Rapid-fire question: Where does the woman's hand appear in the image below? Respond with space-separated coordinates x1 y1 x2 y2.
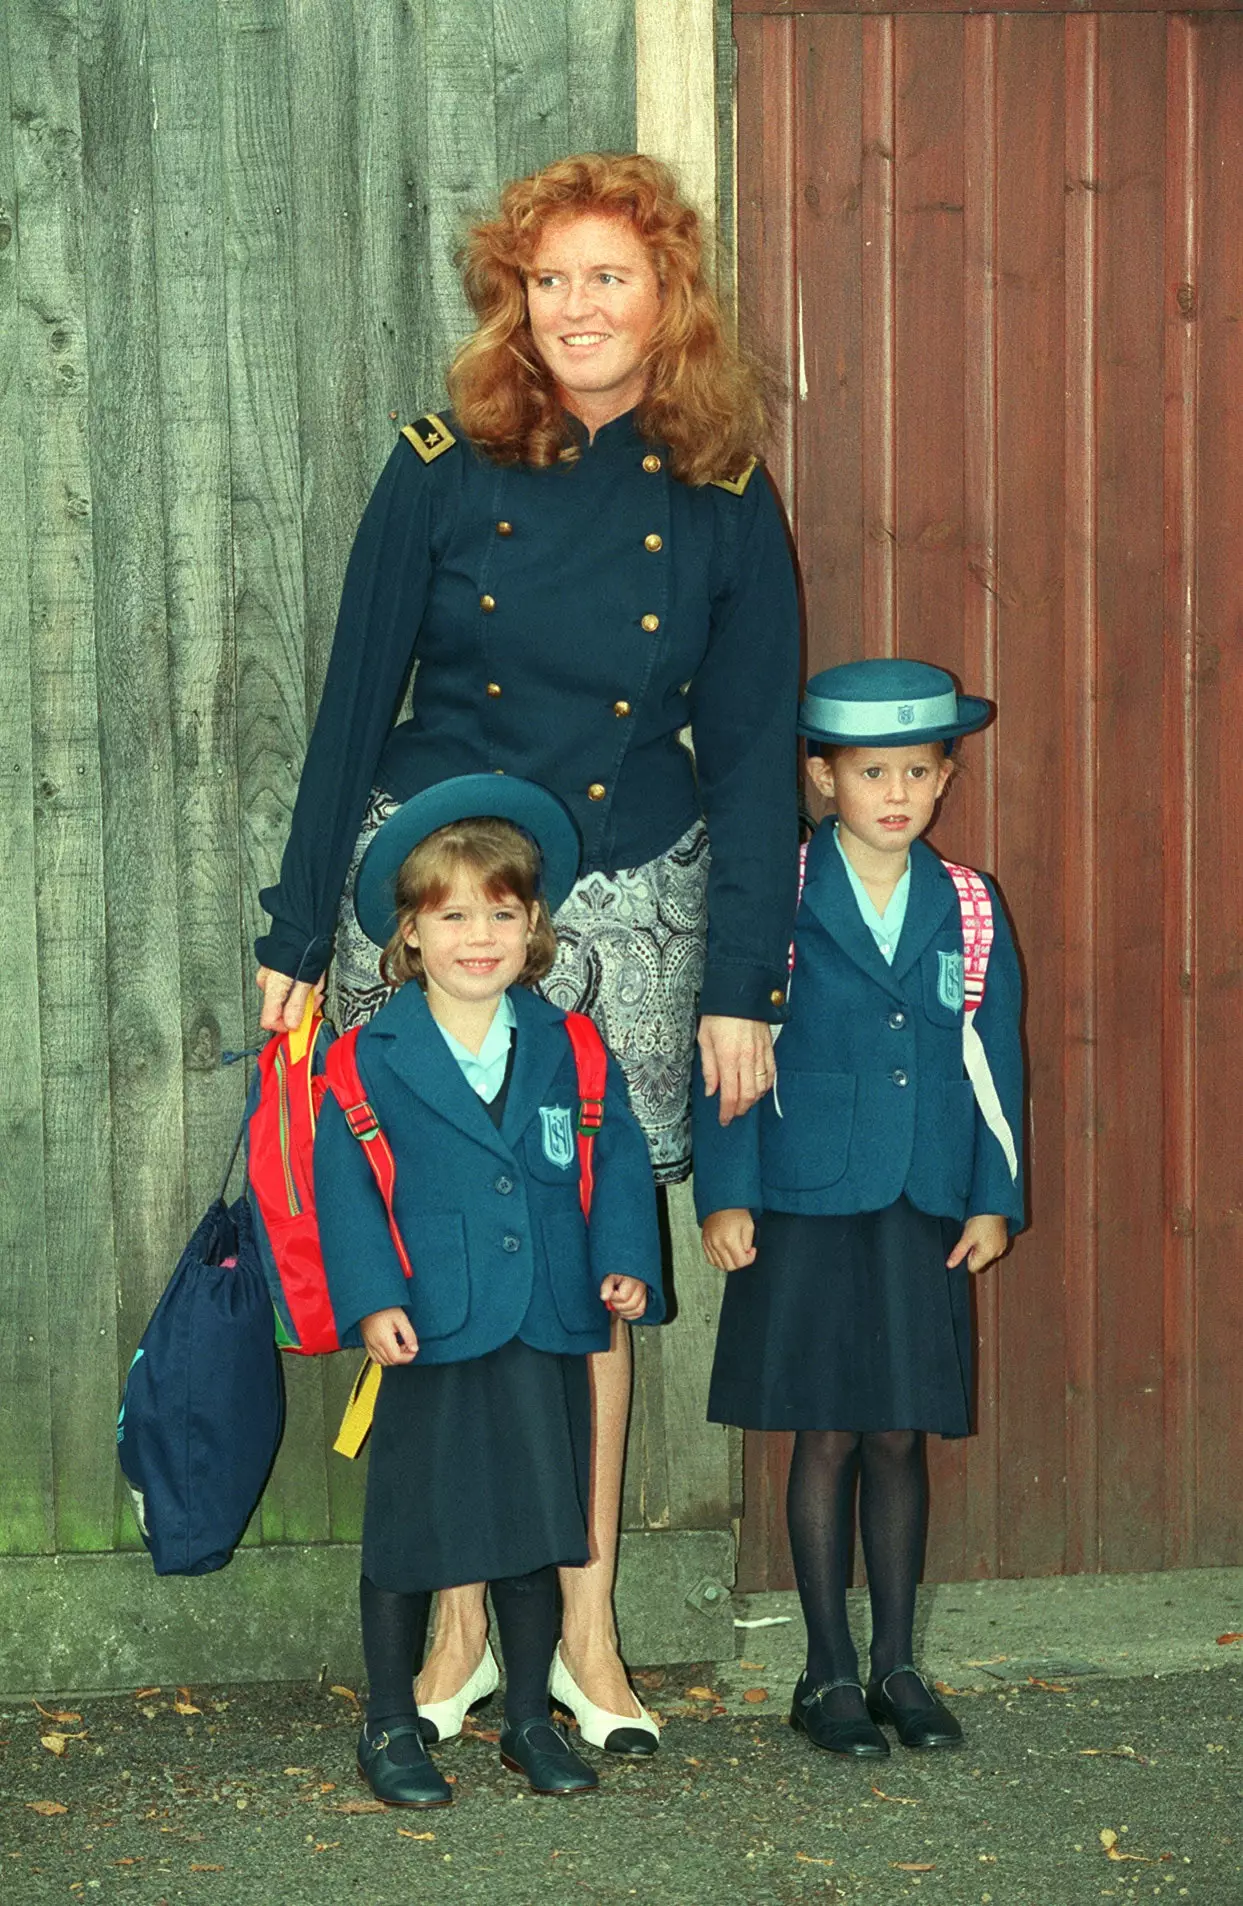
360 1307 419 1365
600 1274 648 1321
946 1214 1009 1274
701 1208 757 1272
698 1015 775 1125
256 966 325 1034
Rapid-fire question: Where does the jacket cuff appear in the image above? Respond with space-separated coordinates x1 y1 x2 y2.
699 960 791 1023
254 919 334 985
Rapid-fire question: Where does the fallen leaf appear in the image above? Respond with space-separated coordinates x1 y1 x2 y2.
795 1852 835 1867
685 1686 719 1702
397 1829 435 1841
34 1702 82 1724
1027 1676 1071 1692
312 1841 341 1853
133 1687 161 1700
174 1688 202 1716
893 1862 936 1872
742 1688 769 1704
39 1730 87 1755
739 1660 764 1671
871 1787 919 1806
329 1685 359 1703
284 1767 313 1776
27 1800 68 1816
1217 1632 1243 1646
329 1799 386 1814
631 1669 665 1688
113 1858 142 1867
189 1864 224 1872
1100 1828 1152 1864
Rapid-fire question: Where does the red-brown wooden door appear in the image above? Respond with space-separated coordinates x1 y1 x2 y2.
732 0 1243 1587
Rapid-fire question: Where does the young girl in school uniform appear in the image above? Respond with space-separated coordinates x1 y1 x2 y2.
692 660 1025 1758
313 775 664 1806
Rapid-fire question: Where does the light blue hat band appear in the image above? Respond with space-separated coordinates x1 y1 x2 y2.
801 687 960 737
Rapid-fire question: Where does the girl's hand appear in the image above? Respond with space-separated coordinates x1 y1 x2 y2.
256 966 326 1034
600 1274 648 1321
360 1307 419 1365
698 1015 775 1125
701 1208 757 1272
947 1214 1009 1274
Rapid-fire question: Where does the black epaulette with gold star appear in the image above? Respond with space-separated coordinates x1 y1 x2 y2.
709 456 758 496
400 413 457 464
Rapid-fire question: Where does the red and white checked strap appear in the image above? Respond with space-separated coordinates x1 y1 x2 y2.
941 861 993 1010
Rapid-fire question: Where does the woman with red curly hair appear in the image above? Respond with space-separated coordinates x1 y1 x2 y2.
255 153 800 1761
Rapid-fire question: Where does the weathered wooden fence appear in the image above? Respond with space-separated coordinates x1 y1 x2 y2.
1 0 750 1693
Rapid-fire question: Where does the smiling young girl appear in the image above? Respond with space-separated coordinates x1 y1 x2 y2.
692 660 1025 1759
313 775 664 1806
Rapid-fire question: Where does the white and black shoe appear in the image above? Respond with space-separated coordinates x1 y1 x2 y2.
548 1643 660 1756
416 1641 500 1745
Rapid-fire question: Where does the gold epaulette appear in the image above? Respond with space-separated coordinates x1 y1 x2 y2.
709 456 758 496
400 413 457 464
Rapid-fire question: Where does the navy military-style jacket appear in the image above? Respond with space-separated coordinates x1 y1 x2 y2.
691 831 1026 1230
313 981 666 1363
256 410 801 1021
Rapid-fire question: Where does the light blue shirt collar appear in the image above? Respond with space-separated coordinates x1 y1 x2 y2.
434 991 516 1102
833 825 910 965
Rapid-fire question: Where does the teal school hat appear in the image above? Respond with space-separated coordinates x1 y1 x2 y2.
354 773 582 947
798 659 991 749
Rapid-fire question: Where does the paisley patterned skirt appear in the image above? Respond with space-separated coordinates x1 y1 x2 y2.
329 789 709 1183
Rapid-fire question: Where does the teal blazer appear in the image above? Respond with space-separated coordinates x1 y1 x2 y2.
314 983 665 1362
691 832 1026 1229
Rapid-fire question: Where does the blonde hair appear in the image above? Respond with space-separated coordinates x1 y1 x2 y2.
380 817 557 990
447 152 769 487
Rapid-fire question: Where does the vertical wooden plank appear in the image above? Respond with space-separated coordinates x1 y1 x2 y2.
12 0 119 1552
859 14 896 658
1091 13 1167 1573
1189 12 1243 1566
78 0 187 1552
0 2 55 1556
658 1185 736 1532
1061 13 1101 1579
734 16 795 506
494 1 570 183
425 2 497 393
892 13 964 662
147 0 246 1232
1160 11 1200 1570
568 0 635 157
218 0 327 1543
636 0 718 244
793 14 863 679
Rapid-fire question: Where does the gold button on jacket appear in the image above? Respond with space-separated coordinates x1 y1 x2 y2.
496 521 513 536
486 682 502 698
587 782 606 802
770 988 786 1007
644 533 663 553
613 699 631 718
640 613 660 633
480 593 496 612
642 454 662 473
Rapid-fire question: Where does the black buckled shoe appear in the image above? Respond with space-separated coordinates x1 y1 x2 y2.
499 1716 600 1795
789 1675 890 1758
866 1667 964 1750
357 1720 454 1807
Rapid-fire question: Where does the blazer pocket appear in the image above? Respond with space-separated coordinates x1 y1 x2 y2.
541 1208 605 1336
520 1114 582 1189
761 1070 856 1191
935 1080 976 1200
408 1212 471 1342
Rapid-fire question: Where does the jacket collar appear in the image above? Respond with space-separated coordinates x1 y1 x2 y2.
497 986 580 1148
800 831 955 997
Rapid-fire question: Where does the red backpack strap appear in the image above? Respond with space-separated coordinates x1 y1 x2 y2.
941 862 994 1011
323 1028 414 1279
563 1013 607 1220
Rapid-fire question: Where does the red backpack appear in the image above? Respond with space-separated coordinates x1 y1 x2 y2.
244 1001 608 1358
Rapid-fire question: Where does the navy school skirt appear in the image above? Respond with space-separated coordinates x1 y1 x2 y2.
362 1337 592 1594
707 1198 973 1437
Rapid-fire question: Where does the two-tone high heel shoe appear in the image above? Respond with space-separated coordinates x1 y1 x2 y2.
415 1640 500 1745
548 1643 660 1756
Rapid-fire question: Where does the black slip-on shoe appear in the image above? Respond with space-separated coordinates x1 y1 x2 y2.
499 1716 600 1795
357 1721 454 1807
789 1674 890 1758
866 1667 964 1750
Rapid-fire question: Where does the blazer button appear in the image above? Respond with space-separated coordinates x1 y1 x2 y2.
887 1010 907 1030
641 613 660 633
502 1234 522 1253
480 594 496 612
494 1174 514 1195
486 681 502 697
587 782 606 801
613 699 631 718
770 988 785 1007
642 454 662 473
644 533 663 552
496 520 513 536
891 1069 909 1088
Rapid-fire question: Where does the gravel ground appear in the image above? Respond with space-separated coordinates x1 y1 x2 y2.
3 1663 1240 1906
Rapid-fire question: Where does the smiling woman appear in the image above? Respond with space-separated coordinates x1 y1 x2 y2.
251 150 801 1756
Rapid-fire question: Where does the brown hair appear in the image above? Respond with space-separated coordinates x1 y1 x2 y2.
380 817 557 990
447 152 769 487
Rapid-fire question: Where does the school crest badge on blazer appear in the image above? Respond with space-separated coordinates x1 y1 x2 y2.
937 950 965 1012
539 1105 576 1169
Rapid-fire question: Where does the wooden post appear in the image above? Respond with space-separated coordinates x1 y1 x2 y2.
635 0 719 266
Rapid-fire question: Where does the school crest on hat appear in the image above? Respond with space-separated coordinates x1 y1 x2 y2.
798 659 992 750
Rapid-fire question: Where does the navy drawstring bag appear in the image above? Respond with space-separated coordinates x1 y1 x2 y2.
116 1130 285 1576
